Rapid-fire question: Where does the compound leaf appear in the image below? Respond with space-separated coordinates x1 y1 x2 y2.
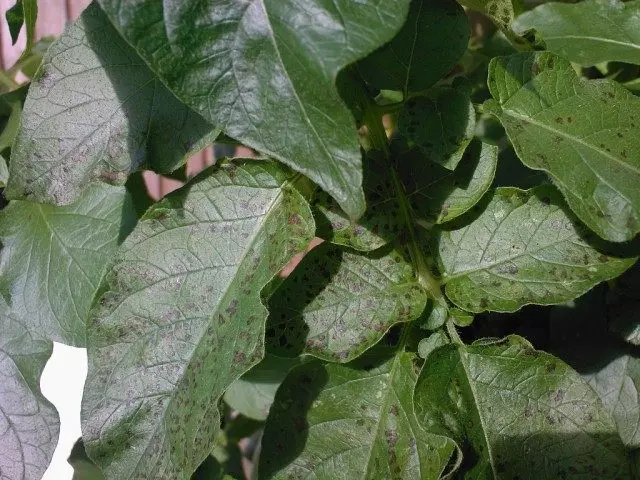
260 353 456 479
438 186 635 313
97 0 414 219
0 183 135 346
7 3 217 205
414 335 632 479
81 160 314 479
486 52 640 242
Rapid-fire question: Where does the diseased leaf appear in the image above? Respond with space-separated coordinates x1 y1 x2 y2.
0 297 59 480
7 3 217 205
96 0 415 219
414 335 632 479
267 243 428 363
400 140 497 224
357 0 469 93
0 183 135 346
438 186 635 313
398 88 476 170
223 354 302 421
81 161 314 480
486 52 640 242
458 0 518 32
260 354 456 479
514 0 640 66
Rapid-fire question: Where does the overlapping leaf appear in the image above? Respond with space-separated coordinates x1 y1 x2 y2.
514 0 640 66
0 297 59 480
260 353 456 479
82 161 314 479
438 186 635 313
486 52 640 242
458 0 518 32
0 183 135 346
7 3 217 205
414 336 632 478
96 0 414 218
267 243 428 362
357 0 469 93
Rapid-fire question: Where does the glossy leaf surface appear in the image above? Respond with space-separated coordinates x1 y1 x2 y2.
96 0 414 218
268 243 428 362
514 0 640 66
7 4 217 205
0 183 135 346
260 353 456 479
82 161 314 479
414 336 632 478
438 187 635 313
486 52 640 242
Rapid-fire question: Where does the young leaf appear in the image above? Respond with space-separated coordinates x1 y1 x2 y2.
81 161 314 479
0 184 135 346
486 52 640 242
6 3 217 205
357 0 469 93
457 0 518 32
96 0 414 219
414 335 632 478
267 243 428 363
514 0 640 66
438 186 635 313
260 354 456 479
400 140 498 224
68 439 105 480
223 354 302 421
398 89 476 171
0 297 59 480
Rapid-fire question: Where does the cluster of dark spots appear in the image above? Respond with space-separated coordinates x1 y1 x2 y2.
233 351 246 363
479 298 488 308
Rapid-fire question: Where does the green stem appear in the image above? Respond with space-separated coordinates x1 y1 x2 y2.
446 320 463 346
0 70 18 90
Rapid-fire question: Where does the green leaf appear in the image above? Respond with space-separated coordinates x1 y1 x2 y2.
400 139 498 224
0 297 59 480
260 353 456 479
0 84 29 154
68 439 105 480
5 0 36 56
398 88 476 170
513 0 640 66
414 335 632 479
438 186 635 313
0 154 8 187
6 3 217 205
223 354 301 421
96 0 414 219
417 331 449 359
267 243 428 362
486 52 640 242
585 353 640 449
458 0 518 32
0 183 136 346
357 0 469 93
81 161 314 479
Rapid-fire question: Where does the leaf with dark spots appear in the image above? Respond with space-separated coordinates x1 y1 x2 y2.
260 354 456 479
414 335 632 478
7 3 218 205
267 243 428 363
486 51 640 242
96 0 415 219
437 186 635 313
81 161 314 479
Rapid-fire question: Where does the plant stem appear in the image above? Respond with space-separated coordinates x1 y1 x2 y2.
446 320 463 345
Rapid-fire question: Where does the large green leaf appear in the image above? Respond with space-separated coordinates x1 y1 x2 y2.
486 52 640 242
96 0 414 219
414 335 632 479
6 3 217 205
438 186 635 313
398 88 476 171
260 353 456 479
0 183 135 346
267 243 428 362
514 0 640 66
357 0 469 93
0 297 59 480
81 161 314 479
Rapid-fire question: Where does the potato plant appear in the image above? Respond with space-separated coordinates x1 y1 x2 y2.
1 0 640 479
